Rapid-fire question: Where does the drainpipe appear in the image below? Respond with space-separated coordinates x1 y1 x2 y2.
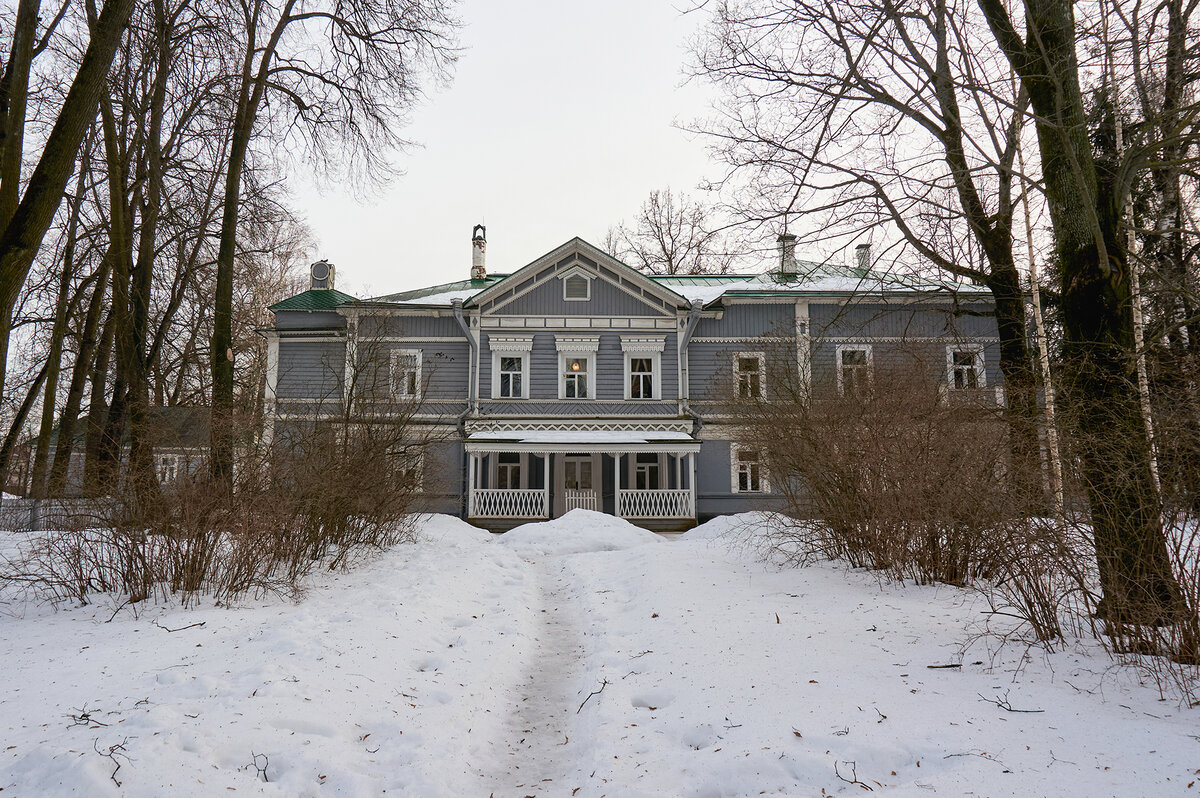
678 300 703 419
452 298 478 518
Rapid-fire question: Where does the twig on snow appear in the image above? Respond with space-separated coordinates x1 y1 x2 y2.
152 618 206 633
577 679 609 714
977 690 1044 713
834 759 874 791
93 738 130 786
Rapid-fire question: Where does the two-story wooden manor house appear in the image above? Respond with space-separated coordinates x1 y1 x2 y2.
263 228 1001 530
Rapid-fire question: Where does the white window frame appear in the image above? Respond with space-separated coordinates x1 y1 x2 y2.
559 265 595 302
730 444 770 494
622 336 665 401
489 335 533 399
555 336 599 400
835 344 873 397
632 452 663 490
734 351 766 399
946 343 986 390
390 349 422 399
156 453 180 483
495 452 525 490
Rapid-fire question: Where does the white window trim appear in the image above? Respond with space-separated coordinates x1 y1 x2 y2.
560 266 594 301
622 335 665 401
556 336 599 400
730 443 770 494
835 344 873 397
734 351 766 399
489 336 533 399
390 348 422 399
946 343 986 390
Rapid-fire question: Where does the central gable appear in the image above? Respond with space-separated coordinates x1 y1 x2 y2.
468 238 688 318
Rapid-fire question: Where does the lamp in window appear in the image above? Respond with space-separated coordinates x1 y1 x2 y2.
571 361 580 371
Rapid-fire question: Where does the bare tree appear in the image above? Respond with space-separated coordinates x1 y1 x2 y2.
606 188 736 274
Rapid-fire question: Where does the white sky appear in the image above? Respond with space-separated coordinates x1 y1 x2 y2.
292 0 720 299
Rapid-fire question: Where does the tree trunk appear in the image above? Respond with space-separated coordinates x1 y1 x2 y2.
83 309 115 494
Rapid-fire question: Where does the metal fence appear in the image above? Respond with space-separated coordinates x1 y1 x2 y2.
0 498 117 531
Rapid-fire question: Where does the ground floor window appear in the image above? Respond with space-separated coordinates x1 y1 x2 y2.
634 453 661 490
947 345 985 390
156 454 180 483
497 452 522 489
732 445 768 493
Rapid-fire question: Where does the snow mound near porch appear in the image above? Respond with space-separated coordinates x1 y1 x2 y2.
497 509 664 556
680 510 783 541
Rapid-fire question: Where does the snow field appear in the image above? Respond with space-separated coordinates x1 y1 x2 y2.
2 509 1197 797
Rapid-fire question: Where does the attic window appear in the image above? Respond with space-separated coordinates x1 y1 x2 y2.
563 275 590 301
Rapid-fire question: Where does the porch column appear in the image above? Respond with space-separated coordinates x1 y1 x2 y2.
467 453 476 516
688 451 697 518
613 453 622 518
542 454 551 518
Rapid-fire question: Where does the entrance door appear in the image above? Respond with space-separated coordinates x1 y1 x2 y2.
558 454 597 515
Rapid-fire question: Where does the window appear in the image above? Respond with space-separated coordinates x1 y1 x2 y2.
391 349 421 398
156 454 180 483
630 357 654 399
563 356 589 398
634 453 661 490
564 455 593 490
732 445 768 493
735 353 765 399
496 453 522 489
555 336 599 400
563 274 590 300
499 356 523 398
836 345 872 397
622 336 665 400
489 336 533 399
390 445 424 491
948 345 985 390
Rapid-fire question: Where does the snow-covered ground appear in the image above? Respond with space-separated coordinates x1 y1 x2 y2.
1 511 1196 797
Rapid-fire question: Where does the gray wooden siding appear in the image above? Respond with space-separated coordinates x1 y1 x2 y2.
693 439 786 519
808 338 1002 395
277 340 345 400
359 314 461 338
494 271 672 317
809 301 996 339
275 310 346 330
479 331 679 402
386 341 470 400
694 302 795 339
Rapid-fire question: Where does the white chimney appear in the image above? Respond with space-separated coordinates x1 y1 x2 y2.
855 243 871 272
471 224 487 280
776 232 798 279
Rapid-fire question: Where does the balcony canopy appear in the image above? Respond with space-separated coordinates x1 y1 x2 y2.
464 429 701 454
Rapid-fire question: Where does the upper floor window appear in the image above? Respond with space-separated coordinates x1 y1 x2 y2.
732 444 769 493
489 335 533 400
499 356 524 398
622 336 665 401
555 335 599 400
563 274 590 301
948 345 985 390
836 345 872 397
563 356 589 398
156 454 180 483
391 349 421 398
735 353 765 399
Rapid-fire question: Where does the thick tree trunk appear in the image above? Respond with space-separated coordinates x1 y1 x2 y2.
0 360 49 489
0 0 40 229
0 0 137 405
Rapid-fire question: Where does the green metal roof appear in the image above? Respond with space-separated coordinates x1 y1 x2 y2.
269 288 358 312
368 275 509 303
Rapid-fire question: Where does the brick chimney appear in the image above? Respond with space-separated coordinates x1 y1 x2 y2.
855 243 871 273
776 232 798 280
471 224 487 280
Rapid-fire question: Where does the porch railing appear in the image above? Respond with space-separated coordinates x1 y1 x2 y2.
618 489 694 519
562 489 598 512
470 489 548 519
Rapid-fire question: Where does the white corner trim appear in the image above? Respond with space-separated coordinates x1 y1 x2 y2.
620 335 666 353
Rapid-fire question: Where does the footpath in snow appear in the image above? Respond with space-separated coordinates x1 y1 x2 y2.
1 510 1197 797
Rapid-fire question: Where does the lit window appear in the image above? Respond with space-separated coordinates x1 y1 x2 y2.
733 446 768 493
630 357 654 399
391 350 421 398
837 346 872 397
497 452 521 489
499 356 523 398
564 275 590 300
564 356 589 399
948 347 985 390
735 353 765 398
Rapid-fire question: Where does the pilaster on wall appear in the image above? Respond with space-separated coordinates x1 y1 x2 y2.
795 300 811 398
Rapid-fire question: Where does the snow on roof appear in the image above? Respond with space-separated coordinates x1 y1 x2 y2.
392 288 482 306
465 429 700 452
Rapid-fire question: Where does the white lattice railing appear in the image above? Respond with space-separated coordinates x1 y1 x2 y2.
563 489 598 512
470 489 548 519
618 489 694 519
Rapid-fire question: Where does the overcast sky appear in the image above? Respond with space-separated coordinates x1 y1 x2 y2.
292 0 719 298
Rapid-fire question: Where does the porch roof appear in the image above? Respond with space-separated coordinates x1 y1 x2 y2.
464 429 701 454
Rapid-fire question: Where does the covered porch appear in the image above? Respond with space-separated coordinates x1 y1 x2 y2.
464 430 700 531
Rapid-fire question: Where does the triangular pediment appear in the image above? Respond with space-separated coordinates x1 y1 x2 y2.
466 238 689 317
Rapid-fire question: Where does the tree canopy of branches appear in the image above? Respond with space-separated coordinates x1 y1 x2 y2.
605 188 736 274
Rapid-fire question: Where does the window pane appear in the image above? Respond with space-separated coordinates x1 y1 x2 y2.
842 350 867 365
565 276 588 298
738 357 760 373
632 358 651 373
